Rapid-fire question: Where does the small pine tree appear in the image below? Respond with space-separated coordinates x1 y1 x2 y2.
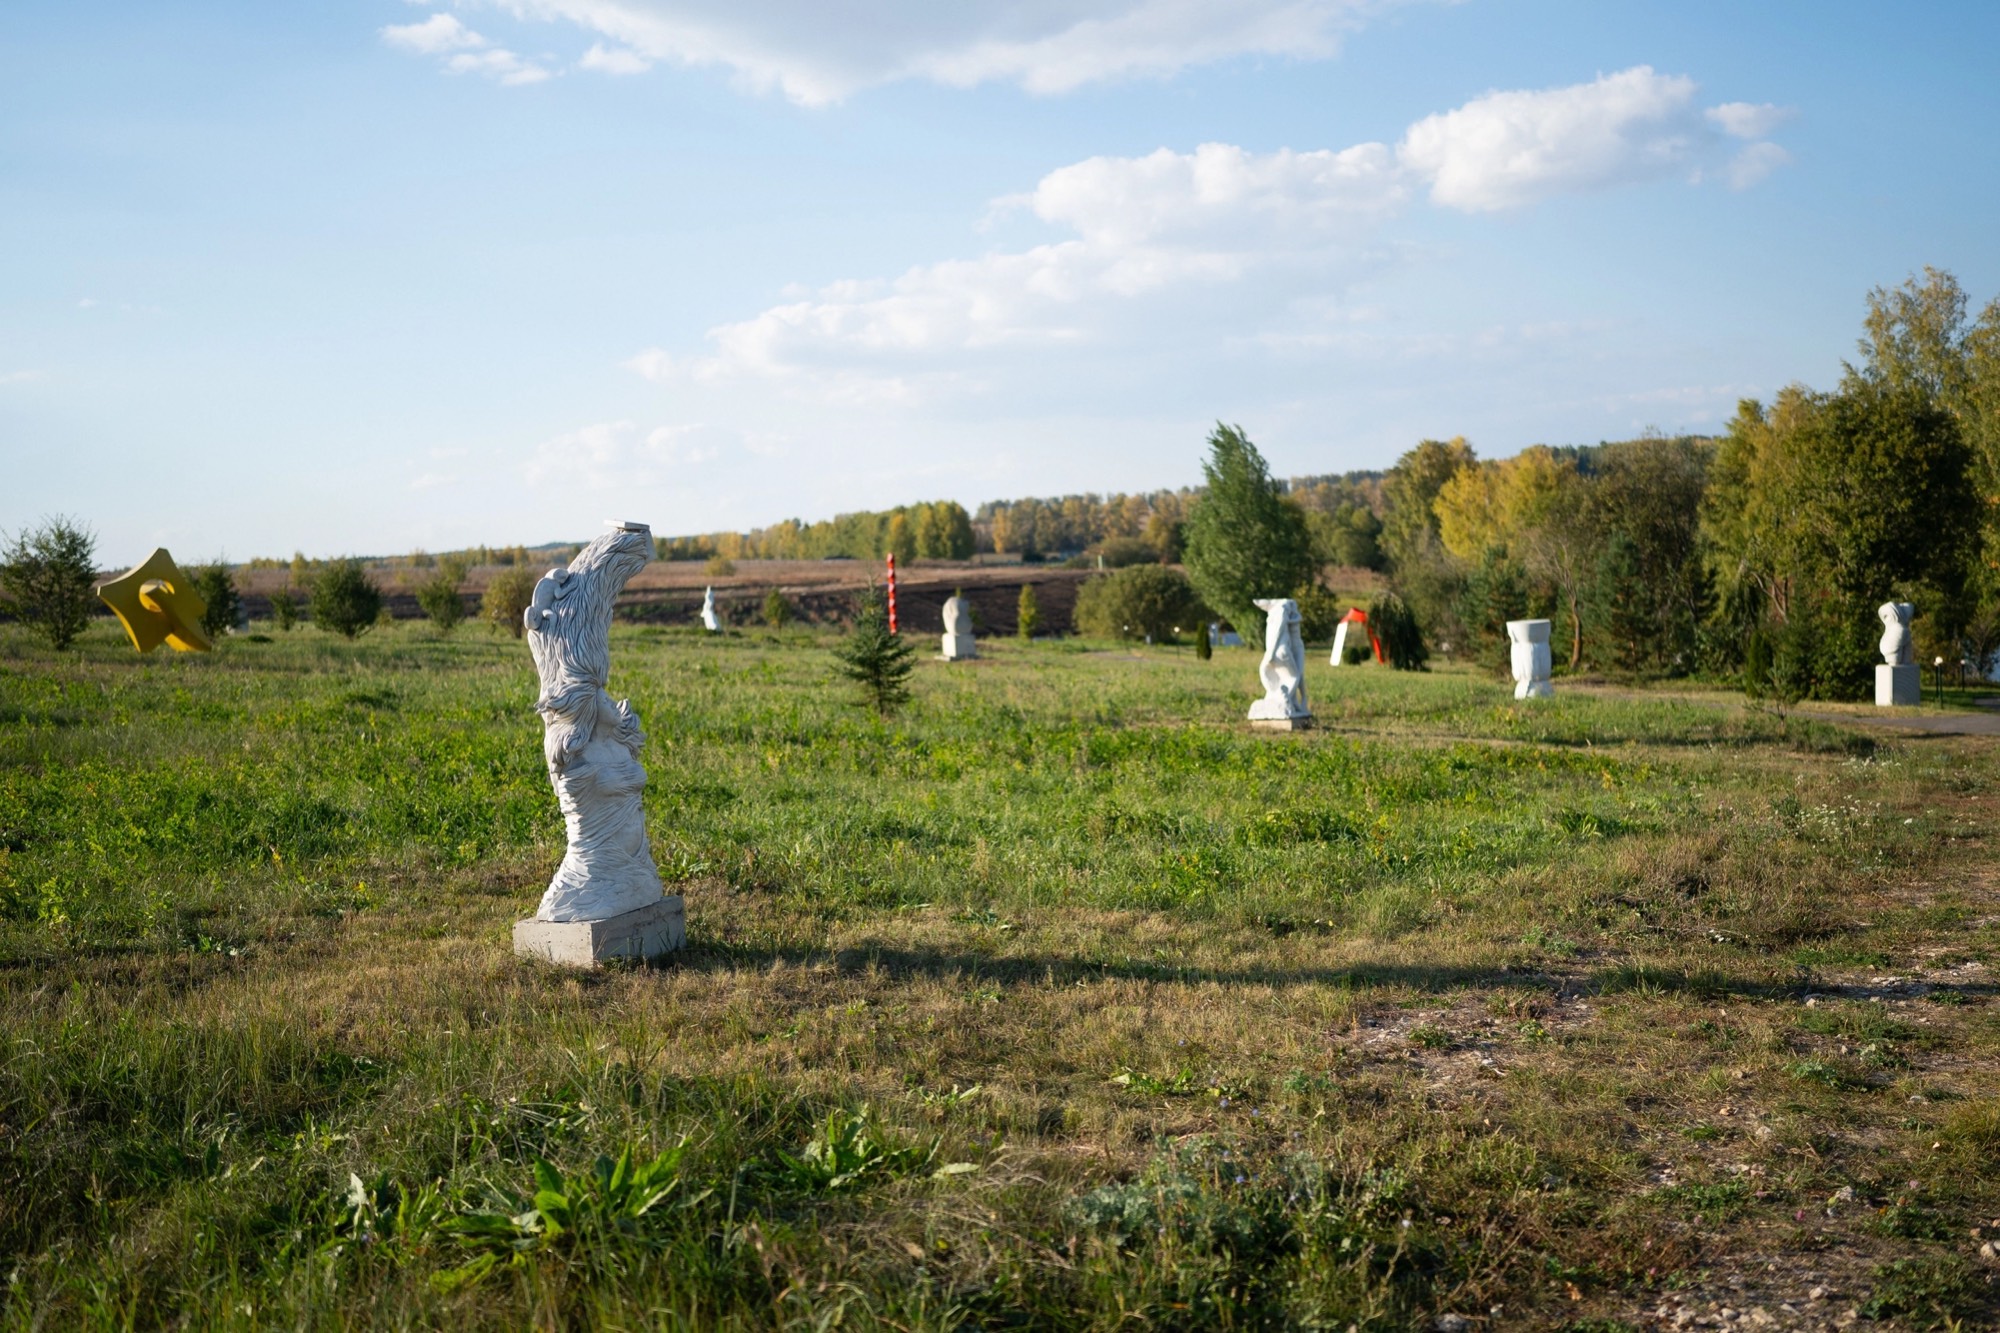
193 562 242 639
1195 621 1213 659
416 559 467 632
310 558 383 639
270 587 300 631
834 588 915 715
764 588 795 628
482 566 540 639
1017 584 1040 641
1 515 98 650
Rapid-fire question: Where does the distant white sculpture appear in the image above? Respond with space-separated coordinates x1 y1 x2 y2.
513 522 683 966
1507 619 1554 699
1876 601 1920 705
940 594 977 660
1247 597 1311 728
700 586 722 633
1210 623 1244 648
1878 602 1914 665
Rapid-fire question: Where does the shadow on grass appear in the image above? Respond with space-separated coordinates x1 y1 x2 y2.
655 939 1847 1002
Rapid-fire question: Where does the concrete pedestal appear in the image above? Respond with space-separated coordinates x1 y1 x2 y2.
514 895 685 968
940 633 977 661
1249 716 1312 731
1876 663 1920 707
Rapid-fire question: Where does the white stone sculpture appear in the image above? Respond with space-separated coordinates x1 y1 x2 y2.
1876 601 1920 706
1247 597 1311 729
1507 619 1554 699
512 522 684 967
940 594 977 660
700 586 722 633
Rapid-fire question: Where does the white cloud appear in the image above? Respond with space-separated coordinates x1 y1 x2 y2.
1706 101 1794 140
1028 141 1404 247
629 66 1791 405
1397 66 1709 212
0 369 46 385
524 419 737 488
578 42 651 74
457 0 1398 105
1725 140 1791 190
445 48 554 84
383 12 552 84
381 13 486 54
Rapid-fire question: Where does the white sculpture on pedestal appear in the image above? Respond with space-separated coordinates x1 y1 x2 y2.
700 586 722 633
1507 619 1554 699
512 522 684 966
1876 601 1919 705
1247 597 1311 728
940 594 977 660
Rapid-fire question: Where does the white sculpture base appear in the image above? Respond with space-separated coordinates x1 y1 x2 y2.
1876 663 1920 707
1514 679 1555 700
514 896 685 968
1249 715 1311 731
940 633 977 661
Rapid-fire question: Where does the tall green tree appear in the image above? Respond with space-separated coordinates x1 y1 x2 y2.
1 515 97 650
1850 267 2000 603
1180 424 1315 638
1702 379 1975 697
1379 437 1475 643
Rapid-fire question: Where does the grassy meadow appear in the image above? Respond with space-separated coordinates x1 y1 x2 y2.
2 619 1997 1329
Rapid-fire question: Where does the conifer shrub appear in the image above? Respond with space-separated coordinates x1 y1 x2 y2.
764 588 794 628
310 558 383 639
0 515 97 649
1017 584 1041 641
192 562 241 640
834 588 915 715
1367 591 1429 670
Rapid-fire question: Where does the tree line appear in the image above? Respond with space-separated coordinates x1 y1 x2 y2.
1369 267 1998 697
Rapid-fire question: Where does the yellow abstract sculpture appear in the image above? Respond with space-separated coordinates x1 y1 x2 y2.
97 548 213 653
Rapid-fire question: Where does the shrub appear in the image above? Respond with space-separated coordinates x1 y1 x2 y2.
705 554 736 577
192 562 241 640
1195 620 1212 659
1368 592 1429 670
1074 564 1204 642
1092 536 1160 568
834 587 915 715
269 587 300 631
763 588 795 627
310 558 383 639
482 566 539 639
0 515 97 649
1290 582 1342 645
416 559 467 632
1018 584 1041 641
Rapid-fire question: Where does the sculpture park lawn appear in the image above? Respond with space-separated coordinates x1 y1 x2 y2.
2 620 1998 1330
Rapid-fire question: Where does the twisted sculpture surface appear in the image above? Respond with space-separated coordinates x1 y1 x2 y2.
524 525 664 923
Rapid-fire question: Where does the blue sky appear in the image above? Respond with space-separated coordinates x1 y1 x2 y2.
3 1 1996 564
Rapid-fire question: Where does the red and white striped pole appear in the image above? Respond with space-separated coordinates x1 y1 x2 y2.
886 553 899 634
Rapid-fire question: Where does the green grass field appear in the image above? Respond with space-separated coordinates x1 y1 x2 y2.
2 622 1997 1330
